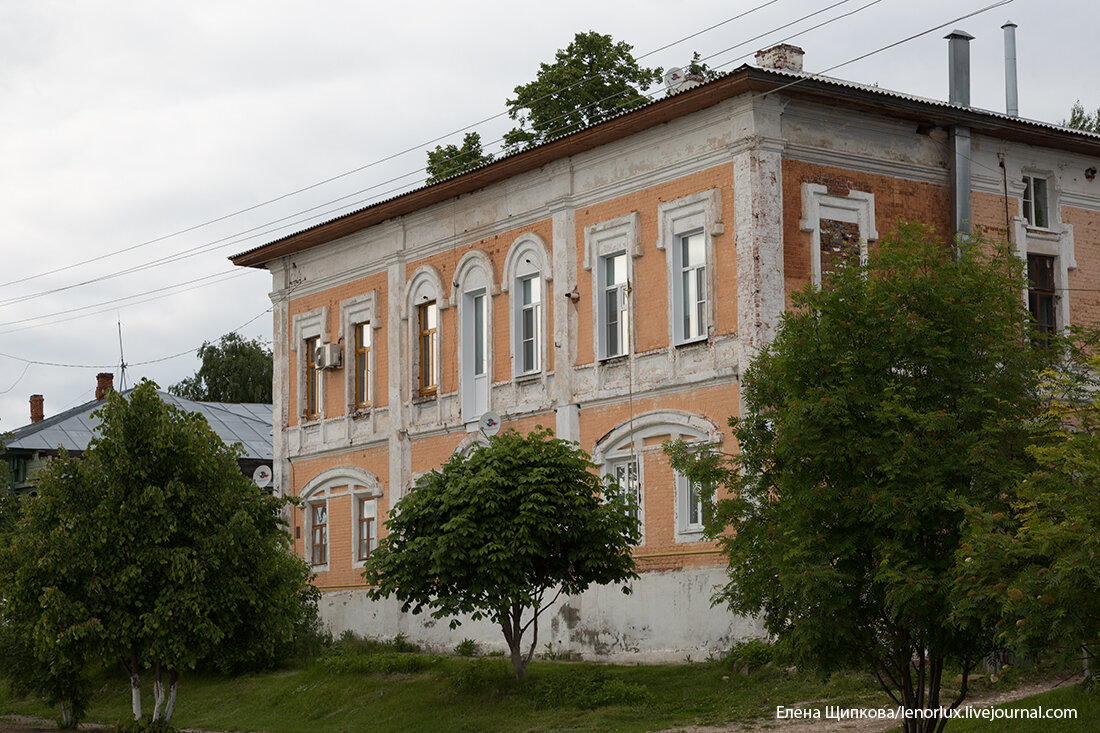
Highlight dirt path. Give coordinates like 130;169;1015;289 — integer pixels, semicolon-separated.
659;676;1083;733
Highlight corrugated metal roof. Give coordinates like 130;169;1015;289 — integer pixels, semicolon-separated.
5;391;272;461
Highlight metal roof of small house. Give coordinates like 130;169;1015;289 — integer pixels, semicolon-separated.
4;391;272;461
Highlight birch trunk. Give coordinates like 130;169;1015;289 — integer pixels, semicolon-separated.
151;664;164;721
59;700;74;729
163;669;180;722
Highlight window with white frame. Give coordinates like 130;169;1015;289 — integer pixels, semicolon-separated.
606;455;642;535
453;249;496;421
518;274;541;374
356;496;378;563
584;213;640;362
677;232;707;342
658;190;721;345
502;233;551;379
353;323;370;407
304;336;321;419
676;472;711;540
406;266;446;401
1023;174;1050;228
600;252;630;359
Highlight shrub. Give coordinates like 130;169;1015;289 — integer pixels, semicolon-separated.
449;658;514;694
526;667;652;709
454;638;478;657
114;718;178;733
724;640;776;673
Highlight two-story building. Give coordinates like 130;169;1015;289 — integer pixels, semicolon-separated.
231;39;1100;660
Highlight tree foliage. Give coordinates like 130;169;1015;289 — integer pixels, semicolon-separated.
425;132;495;184
667;224;1056;733
169;332;272;403
0;381;317;725
364;428;639;681
1062;99;1100;133
954;341;1100;669
503;32;662;154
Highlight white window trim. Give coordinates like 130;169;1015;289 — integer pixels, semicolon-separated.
584;213;641;362
452;250;496;423
1021;171;1056;231
340;292;382;414
593;410;724;549
299;467;382;572
352;493;381;568
799;184;878;287
675;471;707;541
1011;220;1076;333
292;306;328;421
605;453;644;546
405;265;448;400
502;233;552;379
657;189;722;346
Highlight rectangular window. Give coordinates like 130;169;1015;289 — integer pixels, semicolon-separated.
357;497;376;562
519;275;541;373
310;502;328;566
304;336;320;419
418;302;439;396
472;293;485;377
1023;175;1050;228
678;231;707;342
610;458;641;530
1028;254;1056;340
354;322;370;408
601;253;629;359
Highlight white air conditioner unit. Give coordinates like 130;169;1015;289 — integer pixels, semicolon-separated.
315;343;343;370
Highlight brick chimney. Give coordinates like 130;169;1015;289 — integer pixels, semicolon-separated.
30;394;44;424
95;372;114;400
755;44;805;72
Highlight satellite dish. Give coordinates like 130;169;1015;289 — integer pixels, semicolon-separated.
664;67;685;92
253;465;273;488
478;411;502;437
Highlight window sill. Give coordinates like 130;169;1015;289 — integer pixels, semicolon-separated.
350;407;372;420
674;336;709;349
513;371;543;385
1025;225;1061;238
599;353;628;364
412;394;438;405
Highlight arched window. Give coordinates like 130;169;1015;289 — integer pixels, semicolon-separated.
502;233;552;378
300;467;384;570
592;410;723;545
451;250;497;422
405;265;448;399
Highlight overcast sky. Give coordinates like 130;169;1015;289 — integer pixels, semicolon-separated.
0;0;1093;431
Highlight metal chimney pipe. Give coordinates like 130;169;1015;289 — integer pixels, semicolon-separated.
945;29;975;107
945;30;974;238
1003;21;1019;116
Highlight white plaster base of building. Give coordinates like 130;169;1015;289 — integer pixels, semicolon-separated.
319;566;767;663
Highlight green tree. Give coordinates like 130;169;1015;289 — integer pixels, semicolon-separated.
0;381;317;724
503;32;662;154
425;132;495;184
683;51;722;82
667;224;1055;733
170;332;273;403
954;345;1100;675
364;428;639;681
0;454;104;729
1062;99;1100;133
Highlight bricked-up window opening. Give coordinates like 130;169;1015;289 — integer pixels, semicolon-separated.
357;497;376;561
519;274;541;373
819;218;862;285
678;231;707;342
310;502;328;566
601;252;629;359
304;336;320;419
418;301;439;396
1028;253;1056;341
354;322;370;408
1023;175;1050;228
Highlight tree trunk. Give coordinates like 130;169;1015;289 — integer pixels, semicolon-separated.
163;669;180;722
151;664;164;721
1084;644;1092;680
121;651;142;720
58;699;75;730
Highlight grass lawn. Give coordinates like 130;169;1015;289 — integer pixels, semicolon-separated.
2;640;1095;733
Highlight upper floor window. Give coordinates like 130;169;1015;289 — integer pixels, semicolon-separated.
677;232;707;342
800;184;877;288
600;252;630;359
310;501;328;566
1023;175;1050;228
418;302;439;397
354;322;371;408
304;336;320;419
607;456;642;538
1028;253;1056;340
659;190;721;345
518;275;541;374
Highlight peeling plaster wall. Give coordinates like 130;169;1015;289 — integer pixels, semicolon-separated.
318;565;766;663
